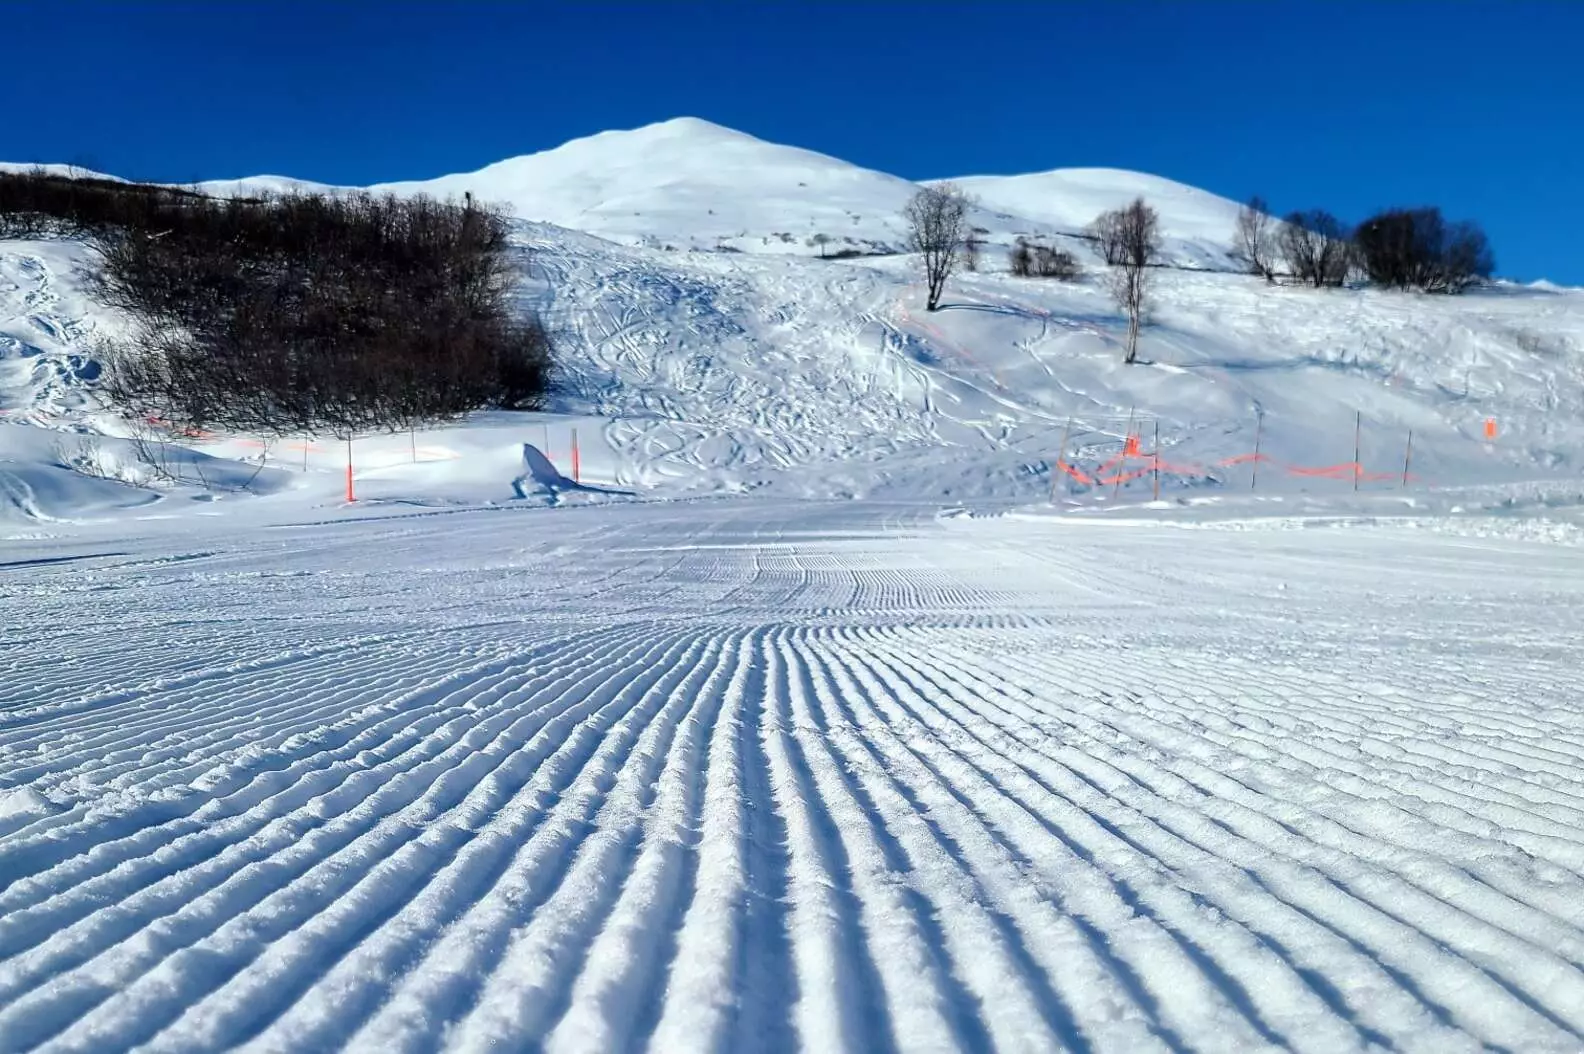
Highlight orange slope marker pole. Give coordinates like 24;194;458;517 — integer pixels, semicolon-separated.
345;436;355;503
571;427;581;483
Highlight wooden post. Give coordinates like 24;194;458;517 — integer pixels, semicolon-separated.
1114;407;1135;499
1353;411;1362;492
1153;419;1161;502
1401;429;1414;489
303;438;309;472
1049;417;1072;504
410;426;417;464
872;329;883;393
1251;411;1264;491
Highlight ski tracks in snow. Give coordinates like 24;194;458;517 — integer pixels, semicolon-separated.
4;502;1584;1052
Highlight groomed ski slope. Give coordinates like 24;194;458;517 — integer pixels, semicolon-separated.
4;500;1584;1054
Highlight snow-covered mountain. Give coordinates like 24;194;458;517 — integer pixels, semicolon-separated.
948;167;1248;268
370;117;939;255
191;119;1236;259
3;117;1583;522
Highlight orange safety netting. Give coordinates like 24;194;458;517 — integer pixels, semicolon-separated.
1058;441;1416;489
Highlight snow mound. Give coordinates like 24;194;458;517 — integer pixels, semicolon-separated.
949;167;1249;268
369;117;931;254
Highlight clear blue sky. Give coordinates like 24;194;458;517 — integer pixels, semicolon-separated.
5;1;1580;282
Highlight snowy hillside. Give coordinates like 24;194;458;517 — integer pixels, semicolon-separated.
948;167;1248;268
6;119;1584;1054
5;118;1584;520
6;117;1584;517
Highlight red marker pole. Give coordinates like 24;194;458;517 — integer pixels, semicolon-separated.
571;427;581;483
345;436;355;503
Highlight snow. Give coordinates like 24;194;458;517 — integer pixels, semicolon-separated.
4;501;1584;1053
4;117;1584;1052
946;167;1248;268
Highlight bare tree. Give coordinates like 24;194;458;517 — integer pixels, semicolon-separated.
1035;244;1080;279
964;229;983;272
1103;198;1162;364
1234;195;1276;281
904;183;971;311
1088;209;1127;265
811;232;831;258
1008;238;1033;276
1353;207;1493;293
1278;209;1351;288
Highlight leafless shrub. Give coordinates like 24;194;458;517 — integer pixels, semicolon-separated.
1354;207;1494;293
1088;209;1126;265
1010;238;1081;280
1278;209;1351;288
51;436;117;480
1234;195;1276;281
3;170;556;438
1009;238;1033;277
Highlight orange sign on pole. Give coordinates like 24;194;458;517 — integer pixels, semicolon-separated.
1483;418;1498;440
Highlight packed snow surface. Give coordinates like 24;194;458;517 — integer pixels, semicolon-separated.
4;500;1584;1053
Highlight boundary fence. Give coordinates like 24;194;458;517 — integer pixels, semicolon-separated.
1051;411;1500;501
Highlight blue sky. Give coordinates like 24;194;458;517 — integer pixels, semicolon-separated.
5;1;1580;282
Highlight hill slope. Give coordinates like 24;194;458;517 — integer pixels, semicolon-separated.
3;118;1583;524
948;167;1249;268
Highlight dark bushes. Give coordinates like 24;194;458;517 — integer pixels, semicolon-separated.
0;167;227;240
1278;210;1351;288
1009;238;1080;279
1353;207;1493;293
0;168;552;435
